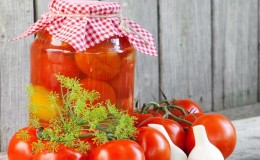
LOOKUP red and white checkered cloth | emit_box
[15,0,157,56]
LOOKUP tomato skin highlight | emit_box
[138,117,186,150]
[136,127,171,160]
[89,140,145,160]
[185,113,237,159]
[8,127,38,160]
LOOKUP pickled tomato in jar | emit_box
[31,30,136,113]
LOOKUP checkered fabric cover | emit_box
[15,0,157,56]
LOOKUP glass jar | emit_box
[15,0,156,125]
[30,30,136,122]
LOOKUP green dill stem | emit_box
[56,87,70,124]
[62,91,76,120]
[77,120,87,126]
[55,103,66,125]
[107,134,116,140]
[96,125,110,133]
[78,133,94,138]
[60,86,66,102]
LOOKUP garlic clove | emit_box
[148,124,188,160]
[188,125,224,160]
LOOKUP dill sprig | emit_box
[27,75,137,153]
[16,130,31,142]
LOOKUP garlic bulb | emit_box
[188,125,224,160]
[148,124,187,160]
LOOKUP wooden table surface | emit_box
[226,116,260,160]
[1,116,260,160]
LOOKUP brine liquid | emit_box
[30,30,136,120]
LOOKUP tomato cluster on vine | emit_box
[8,98,237,160]
[133,99,237,159]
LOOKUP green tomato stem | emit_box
[141,101,192,126]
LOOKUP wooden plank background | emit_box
[160,0,212,112]
[0,0,259,151]
[212,0,258,110]
[0,0,33,152]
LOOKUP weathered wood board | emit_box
[212,0,258,110]
[35,0,49,19]
[227,116,260,160]
[0,0,33,151]
[159,0,212,112]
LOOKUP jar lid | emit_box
[14,0,157,56]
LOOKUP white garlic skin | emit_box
[148,124,188,160]
[188,125,224,160]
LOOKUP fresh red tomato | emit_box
[32,144,87,160]
[89,140,145,160]
[185,113,237,159]
[132,109,164,127]
[132,112,154,127]
[75,52,121,81]
[136,127,171,160]
[38,52,80,93]
[8,127,38,160]
[169,99,203,117]
[146,109,164,117]
[79,131,98,157]
[138,117,186,150]
[80,78,116,104]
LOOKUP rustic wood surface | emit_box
[1,114,260,159]
[218,102,260,121]
[35,0,49,19]
[213,0,258,110]
[259,0,260,103]
[227,116,260,160]
[160,0,212,112]
[0,0,33,151]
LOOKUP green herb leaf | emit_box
[27,74,137,153]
